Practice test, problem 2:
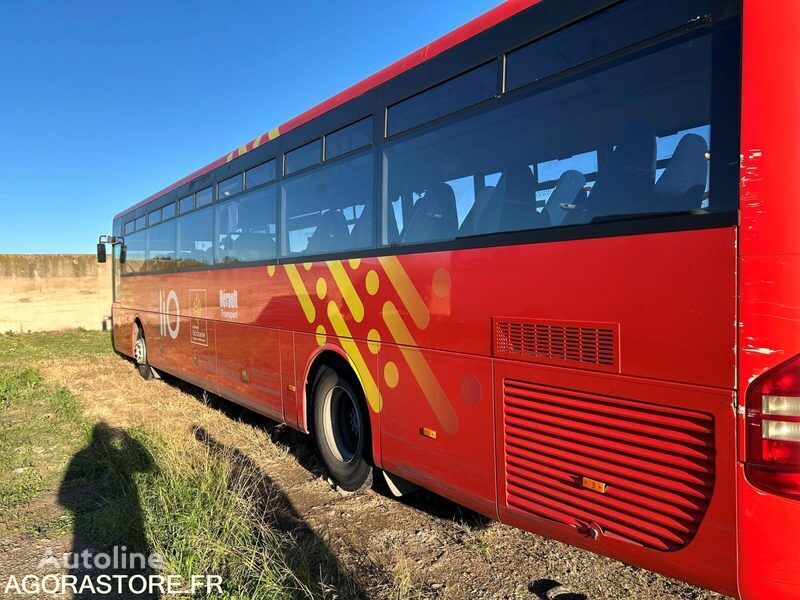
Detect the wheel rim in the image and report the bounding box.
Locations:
[321,385,361,464]
[134,337,146,365]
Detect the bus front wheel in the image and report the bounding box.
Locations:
[133,325,155,381]
[312,367,373,492]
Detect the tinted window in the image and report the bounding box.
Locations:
[215,186,277,263]
[326,118,372,159]
[219,174,243,199]
[135,216,146,231]
[384,36,715,245]
[246,160,276,188]
[123,231,146,274]
[148,209,161,226]
[387,62,496,136]
[145,220,176,271]
[177,206,214,267]
[285,139,322,175]
[196,187,213,207]
[124,221,135,235]
[282,152,373,256]
[162,203,176,220]
[179,196,193,214]
[506,0,709,90]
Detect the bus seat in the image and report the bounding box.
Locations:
[350,208,372,248]
[587,123,656,221]
[459,185,496,235]
[653,133,708,211]
[544,170,586,226]
[401,182,458,243]
[306,209,351,254]
[491,165,549,233]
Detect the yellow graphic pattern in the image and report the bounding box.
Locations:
[327,301,381,412]
[226,126,282,163]
[284,264,315,323]
[377,256,430,329]
[279,256,458,434]
[327,260,364,323]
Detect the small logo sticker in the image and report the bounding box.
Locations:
[189,289,208,346]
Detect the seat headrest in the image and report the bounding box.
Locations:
[497,166,536,201]
[654,133,708,206]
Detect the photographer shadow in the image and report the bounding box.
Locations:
[58,422,159,599]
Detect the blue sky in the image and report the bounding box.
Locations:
[0,0,499,253]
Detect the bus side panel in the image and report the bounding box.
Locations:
[177,314,218,395]
[145,308,180,377]
[737,1,800,597]
[216,321,282,422]
[380,345,497,519]
[111,305,134,358]
[494,359,737,597]
[280,330,299,429]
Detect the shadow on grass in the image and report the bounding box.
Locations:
[165,372,491,533]
[58,422,159,599]
[192,425,367,598]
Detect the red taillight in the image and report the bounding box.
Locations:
[745,354,800,499]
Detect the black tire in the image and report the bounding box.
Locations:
[133,324,155,381]
[312,367,373,492]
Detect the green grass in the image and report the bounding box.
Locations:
[0,331,361,599]
[0,368,89,511]
[0,329,112,365]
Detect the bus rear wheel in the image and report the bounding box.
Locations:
[312,367,372,492]
[133,325,155,381]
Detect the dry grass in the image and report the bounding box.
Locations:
[0,332,362,599]
[0,331,734,600]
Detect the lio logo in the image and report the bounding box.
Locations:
[159,289,180,339]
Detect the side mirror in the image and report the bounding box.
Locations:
[97,242,107,264]
[120,244,128,265]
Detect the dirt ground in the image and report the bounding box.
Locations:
[4,353,733,599]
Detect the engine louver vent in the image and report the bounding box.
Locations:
[494,318,619,372]
[502,379,715,552]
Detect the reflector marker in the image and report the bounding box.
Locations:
[378,256,430,330]
[327,260,364,322]
[382,301,457,434]
[327,301,381,412]
[420,427,437,439]
[284,264,315,323]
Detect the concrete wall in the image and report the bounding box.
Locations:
[0,255,112,333]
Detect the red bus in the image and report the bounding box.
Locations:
[98,1,800,597]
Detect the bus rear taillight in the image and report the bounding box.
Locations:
[745,354,800,500]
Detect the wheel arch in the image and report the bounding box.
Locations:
[132,314,146,355]
[301,343,381,467]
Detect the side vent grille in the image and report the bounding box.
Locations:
[502,379,715,552]
[494,318,619,372]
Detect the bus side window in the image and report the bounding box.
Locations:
[123,231,146,274]
[382,31,715,246]
[281,152,373,257]
[177,207,214,267]
[145,220,176,272]
[214,185,277,264]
